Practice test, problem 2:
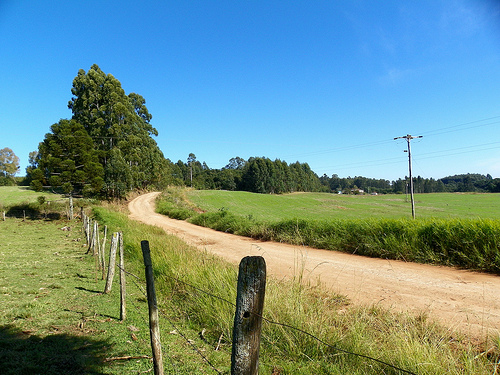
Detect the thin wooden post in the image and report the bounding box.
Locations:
[85,218,93,254]
[231,256,266,375]
[104,233,118,294]
[141,240,163,375]
[101,225,107,280]
[92,221,98,256]
[82,213,87,236]
[2,211,5,221]
[119,232,126,321]
[69,195,74,220]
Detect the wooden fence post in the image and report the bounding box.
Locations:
[93,221,98,256]
[119,232,126,321]
[2,211,5,221]
[82,213,87,239]
[104,233,118,294]
[101,225,107,280]
[141,240,164,375]
[69,195,73,221]
[85,218,93,254]
[231,256,266,375]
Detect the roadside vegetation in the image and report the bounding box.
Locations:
[157,188,500,274]
[94,203,500,374]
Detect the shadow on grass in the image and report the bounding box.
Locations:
[75,286,103,294]
[0,324,108,375]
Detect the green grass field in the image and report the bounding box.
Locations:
[0,186,62,207]
[187,190,499,220]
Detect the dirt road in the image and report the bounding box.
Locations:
[129,192,500,338]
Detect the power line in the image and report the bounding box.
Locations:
[418,116,500,137]
[313,141,500,176]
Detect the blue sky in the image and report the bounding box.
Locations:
[1,0,500,181]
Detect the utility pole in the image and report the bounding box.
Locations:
[394,134,422,219]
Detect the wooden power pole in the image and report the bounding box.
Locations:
[394,134,422,219]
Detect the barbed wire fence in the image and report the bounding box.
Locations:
[80,212,418,375]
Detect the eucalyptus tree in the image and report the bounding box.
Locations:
[67,64,165,197]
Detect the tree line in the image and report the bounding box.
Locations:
[170,154,326,194]
[319,173,500,194]
[3,64,498,197]
[164,155,500,194]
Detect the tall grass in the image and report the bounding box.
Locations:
[93,205,499,374]
[187,210,500,273]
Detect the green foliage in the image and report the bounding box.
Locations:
[29,64,169,199]
[67,64,165,198]
[321,173,500,194]
[240,157,327,194]
[0,147,20,178]
[155,187,198,220]
[29,119,104,196]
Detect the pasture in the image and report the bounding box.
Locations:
[187,190,499,220]
[0,186,60,207]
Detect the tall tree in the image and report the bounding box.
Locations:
[0,147,20,185]
[67,64,165,197]
[0,147,20,178]
[29,119,104,195]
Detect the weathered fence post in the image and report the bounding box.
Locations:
[100,225,107,280]
[119,232,126,321]
[86,218,94,254]
[86,217,91,245]
[69,195,74,221]
[82,213,88,241]
[231,256,266,375]
[2,211,5,221]
[92,221,98,256]
[141,240,164,375]
[104,233,118,294]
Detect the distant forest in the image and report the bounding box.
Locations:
[168,154,500,194]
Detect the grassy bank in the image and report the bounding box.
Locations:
[157,188,500,273]
[94,203,499,374]
[0,218,156,374]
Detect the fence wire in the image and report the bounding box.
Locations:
[160,272,418,375]
[119,264,224,374]
[84,216,419,375]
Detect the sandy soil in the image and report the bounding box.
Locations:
[129,192,500,338]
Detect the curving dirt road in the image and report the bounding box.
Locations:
[129,192,500,338]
